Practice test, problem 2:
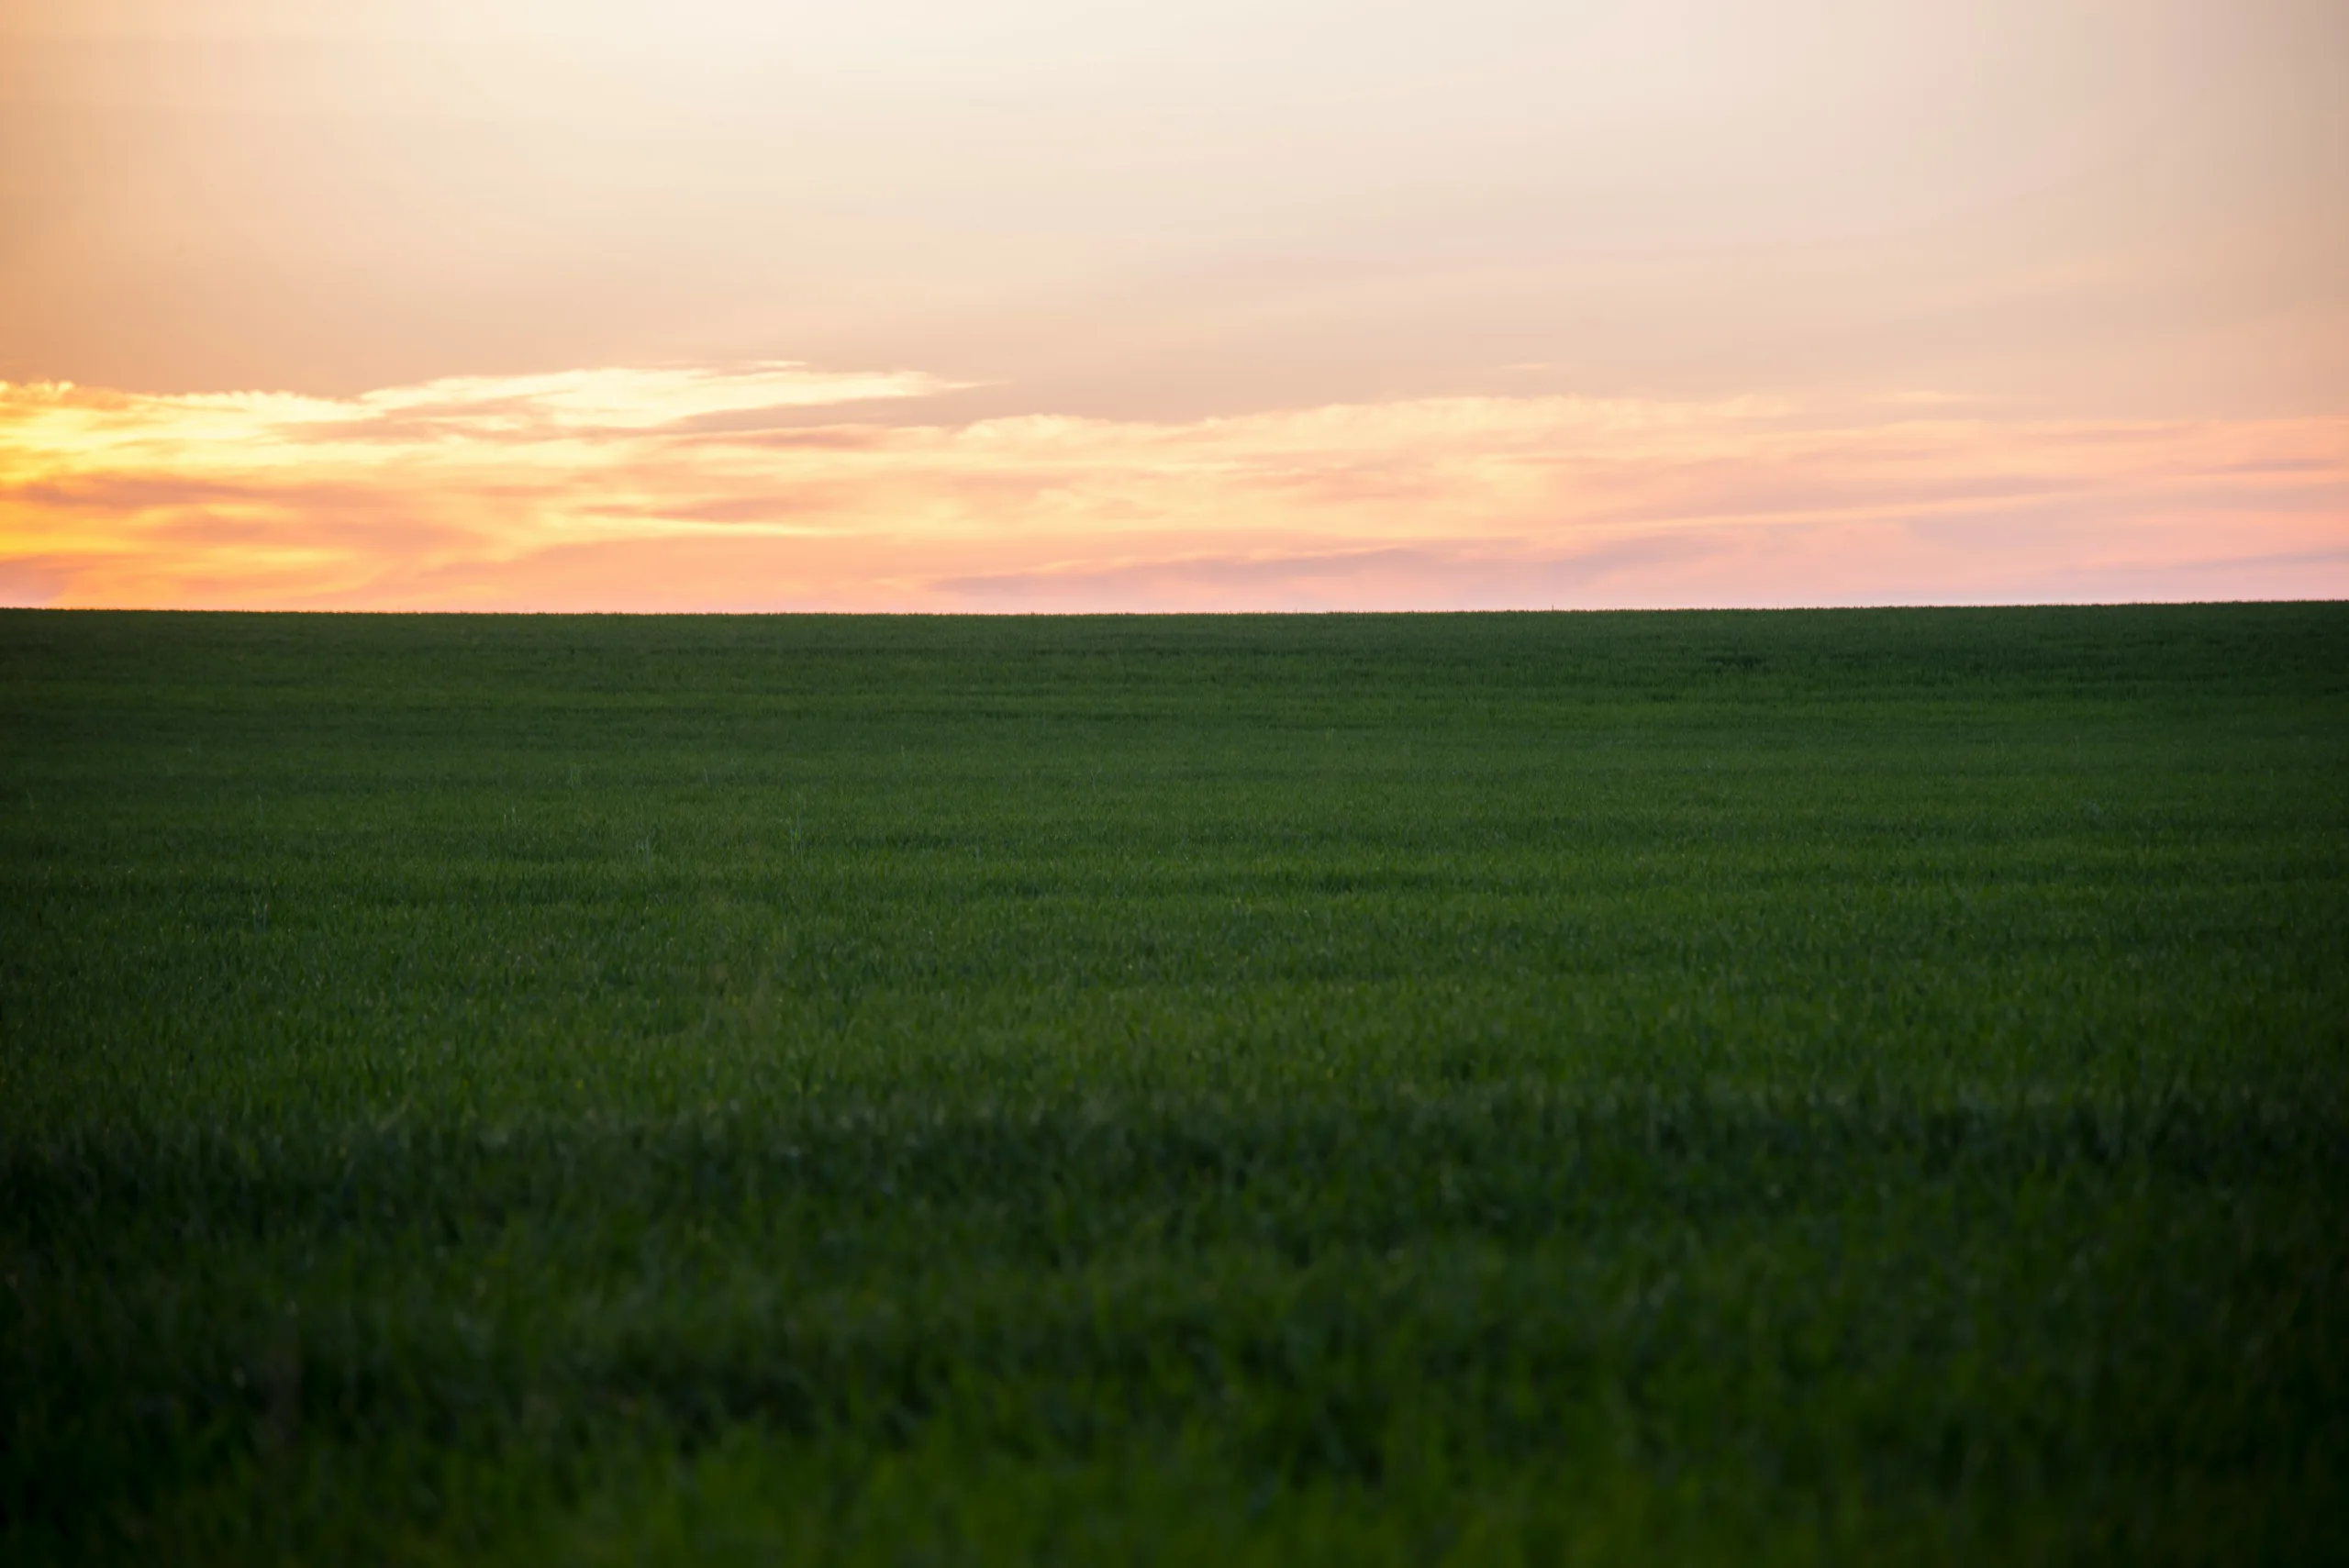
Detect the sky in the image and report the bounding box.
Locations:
[2,0,2343,611]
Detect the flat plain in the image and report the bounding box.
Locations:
[3,606,2344,1564]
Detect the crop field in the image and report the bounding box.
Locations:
[3,605,2345,1564]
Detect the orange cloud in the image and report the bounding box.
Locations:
[2,364,2343,611]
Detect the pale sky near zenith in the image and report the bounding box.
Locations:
[2,0,2343,610]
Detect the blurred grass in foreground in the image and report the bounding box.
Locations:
[3,606,2344,1563]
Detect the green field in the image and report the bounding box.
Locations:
[4,606,2345,1563]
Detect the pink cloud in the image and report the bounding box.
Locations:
[2,368,2343,612]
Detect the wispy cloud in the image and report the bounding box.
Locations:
[2,364,2343,610]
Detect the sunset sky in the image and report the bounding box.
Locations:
[3,0,2343,610]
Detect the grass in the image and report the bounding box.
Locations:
[2,604,2344,1563]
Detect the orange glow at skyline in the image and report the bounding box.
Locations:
[6,367,2342,611]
